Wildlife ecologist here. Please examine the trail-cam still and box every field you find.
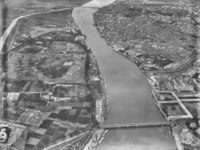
[0,0,91,35]
[160,103,187,117]
[5,9,88,84]
[0,0,105,149]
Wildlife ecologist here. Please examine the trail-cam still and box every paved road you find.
[0,8,71,52]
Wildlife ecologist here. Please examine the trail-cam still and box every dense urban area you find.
[93,0,200,149]
[1,0,200,150]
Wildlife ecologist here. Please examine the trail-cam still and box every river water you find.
[72,1,177,150]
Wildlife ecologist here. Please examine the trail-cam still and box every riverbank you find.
[83,129,108,150]
[92,1,200,149]
[75,1,117,149]
[93,2,196,73]
[0,0,92,36]
[0,2,110,149]
[73,3,176,150]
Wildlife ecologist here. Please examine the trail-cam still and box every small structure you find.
[153,91,193,121]
[173,78,194,93]
[0,120,27,150]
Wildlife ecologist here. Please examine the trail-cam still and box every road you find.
[152,54,197,75]
[0,8,72,52]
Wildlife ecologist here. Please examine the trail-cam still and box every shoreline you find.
[73,1,117,149]
[95,36,185,150]
[0,0,188,149]
[91,7,185,150]
[73,1,178,149]
[0,3,109,150]
[92,10,200,149]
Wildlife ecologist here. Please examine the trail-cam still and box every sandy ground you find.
[83,0,116,8]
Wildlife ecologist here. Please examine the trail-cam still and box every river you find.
[1,0,177,149]
[72,0,177,150]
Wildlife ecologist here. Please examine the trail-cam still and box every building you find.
[0,120,27,150]
[173,78,194,93]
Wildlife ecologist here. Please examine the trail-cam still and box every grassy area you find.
[6,8,87,84]
[0,0,91,35]
[160,103,187,117]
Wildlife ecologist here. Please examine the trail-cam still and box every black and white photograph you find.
[0,0,200,149]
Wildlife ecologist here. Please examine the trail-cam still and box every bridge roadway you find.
[100,122,171,129]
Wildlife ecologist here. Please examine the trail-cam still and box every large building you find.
[0,120,27,150]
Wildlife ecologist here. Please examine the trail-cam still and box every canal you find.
[72,0,177,149]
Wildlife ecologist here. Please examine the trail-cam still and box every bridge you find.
[100,122,171,129]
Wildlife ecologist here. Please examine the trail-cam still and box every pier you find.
[100,122,171,129]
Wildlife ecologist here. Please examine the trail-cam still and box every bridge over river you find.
[100,122,171,129]
[73,1,177,149]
